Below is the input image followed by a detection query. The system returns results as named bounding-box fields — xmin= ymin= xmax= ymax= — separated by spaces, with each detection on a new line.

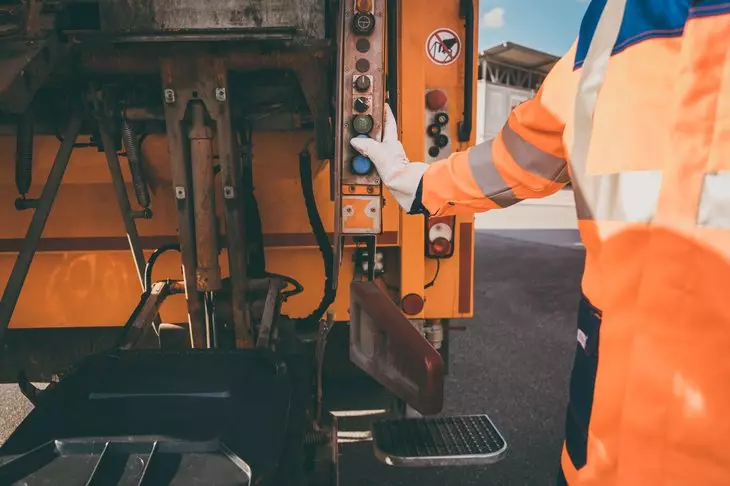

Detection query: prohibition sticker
xmin=426 ymin=28 xmax=461 ymax=66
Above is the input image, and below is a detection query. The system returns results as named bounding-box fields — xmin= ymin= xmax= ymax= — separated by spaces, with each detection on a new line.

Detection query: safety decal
xmin=426 ymin=28 xmax=461 ymax=66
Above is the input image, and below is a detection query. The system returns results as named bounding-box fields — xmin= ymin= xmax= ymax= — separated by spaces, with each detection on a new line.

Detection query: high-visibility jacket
xmin=412 ymin=0 xmax=730 ymax=484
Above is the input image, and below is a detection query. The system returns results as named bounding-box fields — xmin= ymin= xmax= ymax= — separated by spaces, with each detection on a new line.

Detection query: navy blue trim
xmin=564 ymin=295 xmax=602 ymax=470
xmin=556 ymin=466 xmax=568 ymax=486
xmin=407 ymin=178 xmax=430 ymax=217
xmin=574 ymin=0 xmax=693 ymax=70
xmin=689 ymin=0 xmax=730 ymax=18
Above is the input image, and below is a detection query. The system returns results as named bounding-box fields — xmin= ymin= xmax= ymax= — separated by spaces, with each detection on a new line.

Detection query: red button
xmin=426 ymin=90 xmax=447 ymax=111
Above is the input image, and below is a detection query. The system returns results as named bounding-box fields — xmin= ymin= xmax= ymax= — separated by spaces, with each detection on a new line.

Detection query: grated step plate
xmin=371 ymin=414 xmax=507 ymax=467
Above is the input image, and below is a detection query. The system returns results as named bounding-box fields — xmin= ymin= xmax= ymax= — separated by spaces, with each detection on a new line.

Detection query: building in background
xmin=476 ymin=42 xmax=557 ymax=144
xmin=474 ymin=43 xmax=577 ymax=234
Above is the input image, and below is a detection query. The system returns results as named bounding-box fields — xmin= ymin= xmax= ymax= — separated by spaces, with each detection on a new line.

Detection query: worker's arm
xmin=352 ymin=43 xmax=578 ymax=217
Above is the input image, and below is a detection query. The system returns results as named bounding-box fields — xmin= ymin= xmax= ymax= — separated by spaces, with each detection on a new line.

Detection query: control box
xmin=338 ymin=0 xmax=385 ymax=235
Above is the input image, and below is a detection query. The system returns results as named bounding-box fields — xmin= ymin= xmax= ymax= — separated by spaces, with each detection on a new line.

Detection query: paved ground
xmin=0 ymin=229 xmax=585 ymax=485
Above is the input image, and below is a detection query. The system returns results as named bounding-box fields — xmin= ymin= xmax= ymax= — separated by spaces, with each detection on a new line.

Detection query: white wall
xmin=476 ymin=81 xmax=533 ymax=144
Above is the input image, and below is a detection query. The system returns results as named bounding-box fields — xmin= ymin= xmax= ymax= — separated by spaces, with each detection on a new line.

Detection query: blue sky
xmin=479 ymin=0 xmax=589 ymax=56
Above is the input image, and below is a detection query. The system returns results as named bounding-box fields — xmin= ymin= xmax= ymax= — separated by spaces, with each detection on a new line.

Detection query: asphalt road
xmin=0 ymin=230 xmax=585 ymax=485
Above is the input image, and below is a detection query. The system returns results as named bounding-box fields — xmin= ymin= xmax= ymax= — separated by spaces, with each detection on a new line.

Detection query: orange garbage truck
xmin=0 ymin=1 xmax=506 ymax=483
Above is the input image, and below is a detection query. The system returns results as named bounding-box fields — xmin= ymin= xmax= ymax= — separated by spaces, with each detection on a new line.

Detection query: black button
xmin=354 ymin=75 xmax=371 ymax=92
xmin=435 ymin=134 xmax=449 ymax=148
xmin=356 ymin=58 xmax=370 ymax=73
xmin=354 ymin=97 xmax=370 ymax=113
xmin=356 ymin=38 xmax=371 ymax=53
xmin=427 ymin=123 xmax=441 ymax=137
xmin=353 ymin=12 xmax=376 ymax=35
xmin=435 ymin=112 xmax=449 ymax=126
xmin=428 ymin=146 xmax=440 ymax=158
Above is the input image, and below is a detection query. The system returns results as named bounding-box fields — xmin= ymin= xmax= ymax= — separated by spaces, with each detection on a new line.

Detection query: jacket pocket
xmin=564 ymin=295 xmax=602 ymax=470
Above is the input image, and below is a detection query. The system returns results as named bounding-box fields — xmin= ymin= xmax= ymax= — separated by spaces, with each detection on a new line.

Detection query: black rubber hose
xmin=296 ymin=145 xmax=336 ymax=329
xmin=121 ymin=120 xmax=151 ymax=209
xmin=15 ymin=112 xmax=33 ymax=197
xmin=144 ymin=243 xmax=181 ymax=292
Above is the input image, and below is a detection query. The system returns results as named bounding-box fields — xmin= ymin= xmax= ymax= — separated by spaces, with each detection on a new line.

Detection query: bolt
xmin=215 ymin=87 xmax=227 ymax=102
xmin=223 ymin=186 xmax=235 ymax=199
xmin=370 ymin=207 xmax=377 ymax=213
xmin=164 ymin=89 xmax=176 ymax=104
xmin=367 ymin=186 xmax=374 ymax=194
xmin=175 ymin=186 xmax=186 ymax=199
xmin=349 ymin=185 xmax=356 ymax=192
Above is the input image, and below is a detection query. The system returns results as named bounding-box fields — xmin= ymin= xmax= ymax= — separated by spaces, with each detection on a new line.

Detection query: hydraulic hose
xmin=15 ymin=111 xmax=33 ymax=197
xmin=144 ymin=243 xmax=181 ymax=292
xmin=121 ymin=119 xmax=151 ymax=209
xmin=296 ymin=143 xmax=336 ymax=330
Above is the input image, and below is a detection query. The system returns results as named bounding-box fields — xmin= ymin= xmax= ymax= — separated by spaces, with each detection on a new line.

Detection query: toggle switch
xmin=354 ymin=97 xmax=370 ymax=113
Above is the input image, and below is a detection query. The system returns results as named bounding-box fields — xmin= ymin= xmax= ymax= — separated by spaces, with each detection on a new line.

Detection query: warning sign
xmin=426 ymin=28 xmax=461 ymax=66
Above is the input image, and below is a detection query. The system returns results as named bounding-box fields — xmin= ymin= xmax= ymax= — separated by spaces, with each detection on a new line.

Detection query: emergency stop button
xmin=426 ymin=90 xmax=447 ymax=111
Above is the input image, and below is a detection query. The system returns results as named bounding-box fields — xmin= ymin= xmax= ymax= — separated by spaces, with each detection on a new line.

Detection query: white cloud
xmin=482 ymin=7 xmax=505 ymax=29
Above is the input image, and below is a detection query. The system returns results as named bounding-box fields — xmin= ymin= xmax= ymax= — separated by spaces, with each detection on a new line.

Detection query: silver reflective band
xmin=468 ymin=139 xmax=521 ymax=208
xmin=501 ymin=122 xmax=568 ymax=184
xmin=698 ymin=172 xmax=730 ymax=229
xmin=576 ymin=171 xmax=663 ymax=222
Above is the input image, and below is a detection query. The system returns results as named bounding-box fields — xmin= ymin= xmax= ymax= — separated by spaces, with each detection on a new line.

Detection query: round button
xmin=428 ymin=146 xmax=440 ymax=158
xmin=353 ymin=12 xmax=375 ymax=35
xmin=427 ymin=123 xmax=441 ymax=137
xmin=435 ymin=134 xmax=449 ymax=148
xmin=354 ymin=97 xmax=370 ymax=113
xmin=356 ymin=58 xmax=371 ymax=73
xmin=435 ymin=112 xmax=449 ymax=126
xmin=426 ymin=90 xmax=447 ymax=111
xmin=351 ymin=154 xmax=373 ymax=175
xmin=356 ymin=38 xmax=371 ymax=53
xmin=354 ymin=75 xmax=371 ymax=92
xmin=352 ymin=114 xmax=374 ymax=134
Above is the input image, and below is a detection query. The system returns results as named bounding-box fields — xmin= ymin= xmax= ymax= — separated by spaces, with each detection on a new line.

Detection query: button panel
xmin=424 ymin=88 xmax=452 ymax=164
xmin=339 ymin=0 xmax=384 ymax=235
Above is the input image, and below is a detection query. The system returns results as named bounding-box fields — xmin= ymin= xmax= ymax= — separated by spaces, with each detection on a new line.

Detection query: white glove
xmin=350 ymin=104 xmax=428 ymax=212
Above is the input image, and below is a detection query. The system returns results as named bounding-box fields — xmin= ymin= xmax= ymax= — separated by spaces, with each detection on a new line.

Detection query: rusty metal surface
xmin=0 ymin=35 xmax=67 ymax=113
xmin=349 ymin=281 xmax=445 ymax=416
xmin=160 ymin=59 xmax=208 ymax=349
xmin=97 ymin=0 xmax=325 ymax=39
xmin=188 ymin=100 xmax=222 ymax=292
xmin=160 ymin=56 xmax=253 ymax=348
xmin=81 ymin=44 xmax=332 ymax=75
xmin=256 ymin=278 xmax=284 ymax=350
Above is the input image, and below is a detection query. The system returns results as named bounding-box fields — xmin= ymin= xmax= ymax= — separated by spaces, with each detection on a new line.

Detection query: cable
xmin=384 ymin=258 xmax=441 ymax=292
xmin=144 ymin=243 xmax=181 ymax=292
xmin=425 ymin=259 xmax=441 ymax=289
xmin=295 ymin=140 xmax=336 ymax=329
xmin=265 ymin=272 xmax=305 ymax=300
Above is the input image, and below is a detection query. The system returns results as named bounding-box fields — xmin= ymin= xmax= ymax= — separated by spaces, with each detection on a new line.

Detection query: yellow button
xmin=356 ymin=0 xmax=373 ymax=13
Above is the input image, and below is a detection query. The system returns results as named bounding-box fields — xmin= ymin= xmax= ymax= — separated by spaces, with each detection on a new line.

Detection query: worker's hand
xmin=350 ymin=104 xmax=428 ymax=212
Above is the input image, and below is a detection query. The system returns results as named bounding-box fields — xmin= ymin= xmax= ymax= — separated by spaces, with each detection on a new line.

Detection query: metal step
xmin=371 ymin=415 xmax=507 ymax=467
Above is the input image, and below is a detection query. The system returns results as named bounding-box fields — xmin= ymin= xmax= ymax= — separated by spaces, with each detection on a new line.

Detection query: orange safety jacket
xmin=410 ymin=0 xmax=730 ymax=484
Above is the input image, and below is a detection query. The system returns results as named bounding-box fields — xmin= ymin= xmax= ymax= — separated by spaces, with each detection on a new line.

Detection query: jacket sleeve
xmin=412 ymin=42 xmax=579 ymax=217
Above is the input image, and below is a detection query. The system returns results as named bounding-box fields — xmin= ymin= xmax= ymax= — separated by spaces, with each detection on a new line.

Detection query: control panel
xmin=424 ymin=88 xmax=453 ymax=164
xmin=338 ymin=0 xmax=385 ymax=235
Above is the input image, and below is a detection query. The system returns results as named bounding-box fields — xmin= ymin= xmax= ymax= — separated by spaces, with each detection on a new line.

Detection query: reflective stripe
xmin=574 ymin=171 xmax=663 ymax=222
xmin=569 ymin=0 xmax=657 ymax=223
xmin=468 ymin=140 xmax=521 ymax=208
xmin=502 ymin=122 xmax=569 ymax=183
xmin=698 ymin=171 xmax=730 ymax=229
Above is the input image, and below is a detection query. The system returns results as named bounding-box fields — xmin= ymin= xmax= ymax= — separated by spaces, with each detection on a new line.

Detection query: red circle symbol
xmin=426 ymin=28 xmax=461 ymax=66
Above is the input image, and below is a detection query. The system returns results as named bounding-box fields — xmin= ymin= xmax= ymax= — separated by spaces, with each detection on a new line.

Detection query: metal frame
xmin=160 ymin=56 xmax=252 ymax=348
xmin=478 ymin=59 xmax=546 ymax=91
xmin=0 ymin=109 xmax=83 ymax=342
